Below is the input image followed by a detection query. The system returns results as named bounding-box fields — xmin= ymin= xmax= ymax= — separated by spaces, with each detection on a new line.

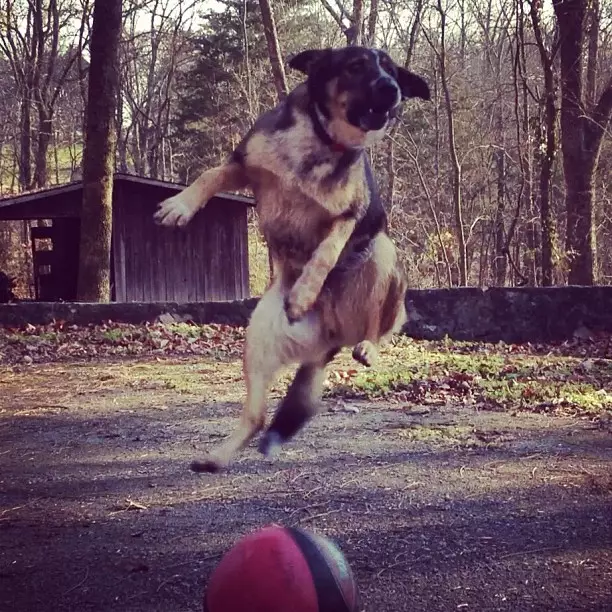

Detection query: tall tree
xmin=77 ymin=0 xmax=122 ymax=302
xmin=350 ymin=0 xmax=364 ymax=45
xmin=424 ymin=0 xmax=468 ymax=286
xmin=258 ymin=0 xmax=288 ymax=100
xmin=553 ymin=0 xmax=612 ymax=284
xmin=366 ymin=0 xmax=379 ymax=44
xmin=511 ymin=0 xmax=537 ymax=285
xmin=0 ymin=0 xmax=38 ymax=189
xmin=529 ymin=0 xmax=559 ymax=286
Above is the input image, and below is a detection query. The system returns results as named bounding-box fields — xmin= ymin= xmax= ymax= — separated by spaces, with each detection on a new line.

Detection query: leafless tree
xmin=0 ymin=0 xmax=88 ymax=189
xmin=258 ymin=0 xmax=288 ymax=100
xmin=553 ymin=0 xmax=612 ymax=284
xmin=423 ymin=0 xmax=468 ymax=286
xmin=528 ymin=0 xmax=559 ymax=286
xmin=119 ymin=0 xmax=196 ymax=178
xmin=2 ymin=0 xmax=612 ymax=292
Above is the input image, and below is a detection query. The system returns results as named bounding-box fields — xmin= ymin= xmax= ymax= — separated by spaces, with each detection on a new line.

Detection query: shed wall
xmin=112 ymin=182 xmax=250 ymax=303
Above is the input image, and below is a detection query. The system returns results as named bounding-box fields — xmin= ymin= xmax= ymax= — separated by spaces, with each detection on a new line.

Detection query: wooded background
xmin=1 ymin=0 xmax=611 ymax=298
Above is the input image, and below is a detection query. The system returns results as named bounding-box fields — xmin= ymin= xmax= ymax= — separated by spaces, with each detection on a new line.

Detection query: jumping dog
xmin=154 ymin=46 xmax=430 ymax=472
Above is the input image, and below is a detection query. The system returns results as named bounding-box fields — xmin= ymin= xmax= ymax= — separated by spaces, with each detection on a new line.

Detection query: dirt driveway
xmin=1 ymin=341 xmax=611 ymax=611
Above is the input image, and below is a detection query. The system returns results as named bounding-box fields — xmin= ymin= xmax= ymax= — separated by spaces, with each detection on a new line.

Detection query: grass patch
xmin=324 ymin=339 xmax=612 ymax=417
xmin=248 ymin=221 xmax=270 ymax=297
xmin=2 ymin=321 xmax=611 ymax=419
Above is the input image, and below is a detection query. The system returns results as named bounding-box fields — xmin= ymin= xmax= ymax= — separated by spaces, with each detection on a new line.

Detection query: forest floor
xmin=1 ymin=322 xmax=611 ymax=611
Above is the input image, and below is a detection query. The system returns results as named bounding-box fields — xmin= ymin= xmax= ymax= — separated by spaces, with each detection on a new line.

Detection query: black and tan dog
xmin=154 ymin=46 xmax=430 ymax=472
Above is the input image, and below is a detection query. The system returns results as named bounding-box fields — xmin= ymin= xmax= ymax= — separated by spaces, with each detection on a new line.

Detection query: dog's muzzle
xmin=348 ymin=76 xmax=402 ymax=132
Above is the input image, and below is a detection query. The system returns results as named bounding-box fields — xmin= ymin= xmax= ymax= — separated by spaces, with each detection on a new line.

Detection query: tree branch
xmin=320 ymin=0 xmax=345 ymax=29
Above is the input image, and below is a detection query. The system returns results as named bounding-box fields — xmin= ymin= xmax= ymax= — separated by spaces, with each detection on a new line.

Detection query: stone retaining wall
xmin=403 ymin=287 xmax=612 ymax=343
xmin=1 ymin=287 xmax=611 ymax=344
xmin=0 ymin=299 xmax=258 ymax=328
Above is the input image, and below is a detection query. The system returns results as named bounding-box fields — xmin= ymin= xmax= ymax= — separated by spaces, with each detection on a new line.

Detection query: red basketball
xmin=204 ymin=524 xmax=358 ymax=612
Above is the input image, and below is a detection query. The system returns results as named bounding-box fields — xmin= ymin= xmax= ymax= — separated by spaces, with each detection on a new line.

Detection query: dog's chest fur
xmin=254 ymin=175 xmax=334 ymax=267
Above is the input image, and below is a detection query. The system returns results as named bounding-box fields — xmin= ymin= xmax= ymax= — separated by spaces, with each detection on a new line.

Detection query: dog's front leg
xmin=154 ymin=161 xmax=248 ymax=227
xmin=285 ymin=214 xmax=357 ymax=322
xmin=259 ymin=348 xmax=339 ymax=457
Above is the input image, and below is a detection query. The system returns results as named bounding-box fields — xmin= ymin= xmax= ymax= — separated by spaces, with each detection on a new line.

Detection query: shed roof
xmin=0 ymin=173 xmax=255 ymax=220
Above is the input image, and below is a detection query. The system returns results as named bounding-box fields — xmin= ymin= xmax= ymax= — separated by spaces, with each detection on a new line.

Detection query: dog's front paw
xmin=283 ymin=296 xmax=303 ymax=323
xmin=284 ymin=285 xmax=316 ymax=323
xmin=154 ymin=195 xmax=197 ymax=228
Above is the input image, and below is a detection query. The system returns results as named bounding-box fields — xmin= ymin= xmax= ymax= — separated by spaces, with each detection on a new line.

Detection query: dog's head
xmin=289 ymin=46 xmax=430 ymax=145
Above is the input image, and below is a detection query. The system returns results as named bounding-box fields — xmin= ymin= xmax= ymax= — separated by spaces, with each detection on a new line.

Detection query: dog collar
xmin=310 ymin=101 xmax=362 ymax=154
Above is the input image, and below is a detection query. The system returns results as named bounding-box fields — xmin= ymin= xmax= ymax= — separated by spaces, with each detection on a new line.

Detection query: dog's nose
xmin=371 ymin=76 xmax=400 ymax=111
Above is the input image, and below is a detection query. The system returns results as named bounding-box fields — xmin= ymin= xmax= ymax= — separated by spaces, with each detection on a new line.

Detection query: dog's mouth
xmin=360 ymin=107 xmax=393 ymax=131
xmin=347 ymin=101 xmax=399 ymax=132
xmin=347 ymin=79 xmax=401 ymax=132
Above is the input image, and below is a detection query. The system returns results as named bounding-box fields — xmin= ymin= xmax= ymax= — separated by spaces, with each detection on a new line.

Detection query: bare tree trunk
xmin=34 ymin=108 xmax=53 ymax=188
xmin=513 ymin=3 xmax=537 ymax=285
xmin=258 ymin=0 xmax=288 ymax=100
xmin=77 ymin=0 xmax=92 ymax=151
xmin=350 ymin=0 xmax=364 ymax=45
xmin=77 ymin=0 xmax=122 ymax=302
xmin=53 ymin=127 xmax=60 ymax=184
xmin=383 ymin=0 xmax=422 ymax=206
xmin=242 ymin=0 xmax=255 ymax=119
xmin=553 ymin=0 xmax=612 ymax=285
xmin=366 ymin=0 xmax=378 ymax=45
xmin=116 ymin=67 xmax=129 ymax=173
xmin=585 ymin=0 xmax=599 ymax=106
xmin=492 ymin=119 xmax=507 ymax=286
xmin=530 ymin=0 xmax=559 ymax=286
xmin=433 ymin=0 xmax=467 ymax=285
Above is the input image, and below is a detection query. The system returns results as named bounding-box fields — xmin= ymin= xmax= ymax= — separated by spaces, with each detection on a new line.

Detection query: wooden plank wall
xmin=112 ymin=183 xmax=250 ymax=303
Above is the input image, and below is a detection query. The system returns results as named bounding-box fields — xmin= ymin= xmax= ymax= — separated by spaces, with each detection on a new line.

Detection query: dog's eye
xmin=346 ymin=59 xmax=366 ymax=75
xmin=379 ymin=56 xmax=396 ymax=76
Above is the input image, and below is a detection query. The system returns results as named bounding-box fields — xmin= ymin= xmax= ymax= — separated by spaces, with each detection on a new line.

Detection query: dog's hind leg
xmin=353 ymin=236 xmax=407 ymax=367
xmin=258 ymin=348 xmax=339 ymax=458
xmin=352 ymin=340 xmax=379 ymax=368
xmin=190 ymin=308 xmax=284 ymax=474
xmin=154 ymin=160 xmax=248 ymax=228
xmin=191 ymin=347 xmax=280 ymax=474
xmin=353 ymin=275 xmax=406 ymax=367
xmin=191 ymin=280 xmax=330 ymax=473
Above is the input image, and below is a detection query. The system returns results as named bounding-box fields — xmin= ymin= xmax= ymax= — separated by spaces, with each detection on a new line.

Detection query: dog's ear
xmin=396 ymin=68 xmax=431 ymax=101
xmin=288 ymin=49 xmax=329 ymax=75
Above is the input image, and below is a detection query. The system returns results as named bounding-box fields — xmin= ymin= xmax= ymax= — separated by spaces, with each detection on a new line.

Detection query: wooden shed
xmin=0 ymin=173 xmax=255 ymax=302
